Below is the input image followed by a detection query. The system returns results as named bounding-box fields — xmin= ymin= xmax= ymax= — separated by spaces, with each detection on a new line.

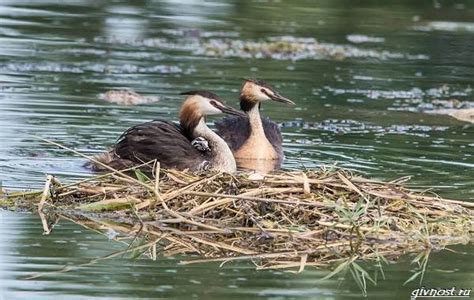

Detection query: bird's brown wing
xmin=114 ymin=120 xmax=209 ymax=171
xmin=215 ymin=116 xmax=283 ymax=157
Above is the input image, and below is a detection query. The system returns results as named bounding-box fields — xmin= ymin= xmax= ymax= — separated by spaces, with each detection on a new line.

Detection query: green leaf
xmin=129 ymin=237 xmax=149 ymax=259
xmin=378 ymin=253 xmax=389 ymax=265
xmin=134 ymin=169 xmax=151 ymax=183
xmin=375 ymin=261 xmax=386 ymax=281
xmin=318 ymin=259 xmax=351 ymax=281
xmin=352 ymin=262 xmax=376 ymax=285
xmin=130 ymin=248 xmax=148 ymax=259
xmin=350 ymin=267 xmax=367 ymax=297
xmin=403 ymin=271 xmax=421 ymax=286
xmin=354 ymin=199 xmax=365 ymax=217
xmin=412 ymin=251 xmax=426 ymax=265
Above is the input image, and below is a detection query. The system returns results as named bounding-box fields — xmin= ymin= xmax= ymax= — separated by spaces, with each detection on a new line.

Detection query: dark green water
xmin=0 ymin=0 xmax=473 ymax=298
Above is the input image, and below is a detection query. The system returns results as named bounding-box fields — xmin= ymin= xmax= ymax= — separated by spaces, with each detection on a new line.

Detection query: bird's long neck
xmin=246 ymin=103 xmax=265 ymax=138
xmin=240 ymin=96 xmax=266 ymax=138
xmin=193 ymin=118 xmax=236 ymax=172
xmin=236 ymin=97 xmax=278 ymax=161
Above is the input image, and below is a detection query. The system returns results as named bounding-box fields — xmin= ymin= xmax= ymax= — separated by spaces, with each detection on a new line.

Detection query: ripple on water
xmin=346 ymin=34 xmax=385 ymax=44
xmin=414 ymin=21 xmax=474 ymax=33
xmin=281 ymin=119 xmax=449 ymax=137
xmin=0 ymin=62 xmax=184 ymax=74
xmin=322 ymin=86 xmax=451 ymax=100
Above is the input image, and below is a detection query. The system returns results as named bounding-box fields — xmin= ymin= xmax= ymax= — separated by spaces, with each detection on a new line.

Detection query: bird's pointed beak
xmin=270 ymin=93 xmax=295 ymax=105
xmin=217 ymin=103 xmax=247 ymax=117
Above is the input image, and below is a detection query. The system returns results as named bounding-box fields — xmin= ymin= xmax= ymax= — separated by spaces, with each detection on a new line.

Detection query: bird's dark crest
xmin=240 ymin=78 xmax=274 ymax=112
xmin=180 ymin=90 xmax=222 ymax=102
xmin=243 ymin=78 xmax=276 ymax=93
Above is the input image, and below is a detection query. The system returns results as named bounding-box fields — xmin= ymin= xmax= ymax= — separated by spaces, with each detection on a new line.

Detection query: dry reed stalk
xmin=2 ymin=157 xmax=473 ymax=272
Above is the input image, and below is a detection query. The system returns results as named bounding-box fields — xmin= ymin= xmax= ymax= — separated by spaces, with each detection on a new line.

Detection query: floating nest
xmin=3 ymin=163 xmax=473 ymax=274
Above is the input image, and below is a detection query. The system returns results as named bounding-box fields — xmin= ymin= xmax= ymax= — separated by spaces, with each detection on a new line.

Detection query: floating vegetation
xmin=445 ymin=108 xmax=474 ymax=123
xmin=393 ymin=99 xmax=474 ymax=112
xmin=2 ymin=156 xmax=472 ymax=277
xmin=321 ymin=84 xmax=474 ymax=123
xmin=386 ymin=88 xmax=474 ymax=123
xmin=93 ymin=34 xmax=427 ymax=61
xmin=427 ymin=108 xmax=474 ymax=124
xmin=93 ymin=36 xmax=198 ymax=51
xmin=198 ymin=37 xmax=428 ymax=61
xmin=99 ymin=90 xmax=160 ymax=106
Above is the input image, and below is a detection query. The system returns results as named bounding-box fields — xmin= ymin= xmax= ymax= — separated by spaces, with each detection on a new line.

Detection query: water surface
xmin=0 ymin=0 xmax=473 ymax=298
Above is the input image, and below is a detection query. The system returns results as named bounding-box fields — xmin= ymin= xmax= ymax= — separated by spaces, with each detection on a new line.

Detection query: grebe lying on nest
xmin=215 ymin=79 xmax=295 ymax=172
xmin=89 ymin=91 xmax=245 ymax=173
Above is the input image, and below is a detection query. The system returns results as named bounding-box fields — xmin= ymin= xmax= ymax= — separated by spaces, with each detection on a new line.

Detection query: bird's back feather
xmin=89 ymin=120 xmax=209 ymax=171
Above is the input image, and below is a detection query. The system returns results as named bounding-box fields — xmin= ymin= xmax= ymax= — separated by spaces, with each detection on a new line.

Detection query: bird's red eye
xmin=260 ymin=89 xmax=265 ymax=93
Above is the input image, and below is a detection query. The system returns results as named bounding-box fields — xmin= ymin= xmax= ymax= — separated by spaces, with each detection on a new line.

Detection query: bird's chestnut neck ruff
xmin=180 ymin=101 xmax=203 ymax=138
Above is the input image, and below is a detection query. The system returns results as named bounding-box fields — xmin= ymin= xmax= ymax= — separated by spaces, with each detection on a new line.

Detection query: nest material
xmin=4 ymin=166 xmax=473 ymax=271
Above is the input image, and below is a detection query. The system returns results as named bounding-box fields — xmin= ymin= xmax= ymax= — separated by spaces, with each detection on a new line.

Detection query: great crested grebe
xmin=215 ymin=79 xmax=295 ymax=172
xmin=89 ymin=91 xmax=246 ymax=173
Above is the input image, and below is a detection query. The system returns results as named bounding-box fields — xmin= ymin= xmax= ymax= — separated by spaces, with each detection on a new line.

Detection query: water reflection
xmin=0 ymin=211 xmax=472 ymax=299
xmin=104 ymin=5 xmax=147 ymax=41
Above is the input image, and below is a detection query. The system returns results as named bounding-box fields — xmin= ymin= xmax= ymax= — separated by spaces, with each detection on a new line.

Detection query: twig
xmin=185 ymin=190 xmax=323 ymax=207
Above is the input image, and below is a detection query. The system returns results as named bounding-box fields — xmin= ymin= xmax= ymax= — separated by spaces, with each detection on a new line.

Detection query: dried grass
xmin=3 ymin=163 xmax=473 ymax=272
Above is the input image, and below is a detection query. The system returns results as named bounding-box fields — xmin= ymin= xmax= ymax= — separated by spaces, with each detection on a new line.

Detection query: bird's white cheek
xmin=200 ymin=101 xmax=222 ymax=115
xmin=207 ymin=106 xmax=222 ymax=115
xmin=259 ymin=91 xmax=272 ymax=101
xmin=253 ymin=87 xmax=271 ymax=101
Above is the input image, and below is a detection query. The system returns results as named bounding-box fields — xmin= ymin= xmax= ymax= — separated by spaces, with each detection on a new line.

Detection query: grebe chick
xmin=90 ymin=91 xmax=245 ymax=173
xmin=215 ymin=79 xmax=295 ymax=172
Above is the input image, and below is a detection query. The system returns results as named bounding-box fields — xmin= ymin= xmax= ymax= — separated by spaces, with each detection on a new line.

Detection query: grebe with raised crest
xmin=215 ymin=79 xmax=295 ymax=172
xmin=89 ymin=91 xmax=245 ymax=173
